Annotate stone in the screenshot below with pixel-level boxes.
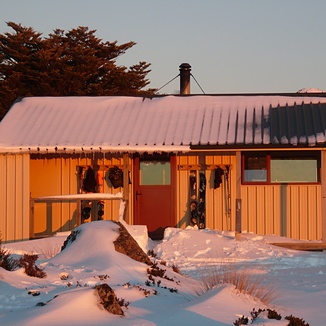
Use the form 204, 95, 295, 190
95, 283, 124, 315
113, 222, 152, 266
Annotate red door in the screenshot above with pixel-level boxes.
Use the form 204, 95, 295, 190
134, 154, 176, 240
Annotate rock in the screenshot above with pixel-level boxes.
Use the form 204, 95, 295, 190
95, 283, 124, 315
114, 222, 152, 266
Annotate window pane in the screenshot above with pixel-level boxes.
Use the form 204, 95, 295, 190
244, 156, 267, 182
140, 161, 170, 185
271, 158, 317, 183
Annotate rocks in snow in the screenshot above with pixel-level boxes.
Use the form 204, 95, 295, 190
95, 283, 123, 315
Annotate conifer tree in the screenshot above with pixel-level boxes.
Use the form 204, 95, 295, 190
0, 22, 155, 120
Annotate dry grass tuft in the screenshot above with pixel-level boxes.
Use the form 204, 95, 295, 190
33, 242, 61, 259
196, 262, 277, 305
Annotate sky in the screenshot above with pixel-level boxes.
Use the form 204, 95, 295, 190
1, 0, 326, 94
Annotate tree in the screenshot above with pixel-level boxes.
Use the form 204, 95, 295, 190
0, 22, 155, 120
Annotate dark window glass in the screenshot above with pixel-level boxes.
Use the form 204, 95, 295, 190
244, 156, 267, 182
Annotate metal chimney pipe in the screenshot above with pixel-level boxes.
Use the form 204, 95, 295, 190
179, 63, 191, 94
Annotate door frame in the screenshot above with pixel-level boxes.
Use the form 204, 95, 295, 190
133, 153, 177, 233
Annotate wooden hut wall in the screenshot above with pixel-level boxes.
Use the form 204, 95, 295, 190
0, 154, 30, 242
30, 153, 133, 237
176, 153, 236, 231
176, 152, 321, 241
241, 184, 321, 240
28, 152, 322, 241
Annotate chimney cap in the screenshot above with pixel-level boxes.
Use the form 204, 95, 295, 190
179, 63, 191, 71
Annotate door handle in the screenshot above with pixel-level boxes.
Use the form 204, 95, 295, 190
136, 191, 142, 200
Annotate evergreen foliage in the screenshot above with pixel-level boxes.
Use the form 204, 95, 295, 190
0, 22, 155, 120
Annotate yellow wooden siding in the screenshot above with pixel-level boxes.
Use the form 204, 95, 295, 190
0, 154, 30, 242
21, 152, 324, 241
30, 154, 133, 237
241, 184, 321, 240
176, 154, 236, 232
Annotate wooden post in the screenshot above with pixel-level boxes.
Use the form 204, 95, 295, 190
321, 150, 326, 243
123, 153, 129, 222
235, 151, 242, 240
30, 197, 34, 239
76, 199, 81, 226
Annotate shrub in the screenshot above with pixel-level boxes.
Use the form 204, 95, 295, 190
250, 308, 265, 322
172, 264, 180, 274
19, 254, 46, 278
233, 308, 309, 326
285, 315, 310, 326
147, 263, 166, 278
233, 315, 249, 325
117, 297, 131, 309
0, 237, 19, 271
147, 249, 157, 258
267, 308, 282, 320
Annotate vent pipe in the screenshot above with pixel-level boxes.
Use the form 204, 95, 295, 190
179, 63, 191, 94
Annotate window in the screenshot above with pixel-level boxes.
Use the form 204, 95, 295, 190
140, 161, 170, 185
244, 155, 267, 182
242, 152, 320, 184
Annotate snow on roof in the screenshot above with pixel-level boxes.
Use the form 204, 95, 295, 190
0, 94, 326, 154
297, 88, 326, 93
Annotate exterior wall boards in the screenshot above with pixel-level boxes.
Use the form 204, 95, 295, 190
30, 154, 133, 238
176, 153, 236, 232
241, 185, 321, 240
0, 154, 30, 242
176, 152, 322, 241
0, 151, 322, 242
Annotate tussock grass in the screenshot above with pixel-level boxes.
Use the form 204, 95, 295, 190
33, 242, 61, 259
195, 262, 277, 305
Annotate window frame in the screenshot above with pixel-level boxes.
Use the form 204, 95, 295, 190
242, 151, 321, 185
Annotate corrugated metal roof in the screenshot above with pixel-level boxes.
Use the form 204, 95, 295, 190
0, 94, 326, 153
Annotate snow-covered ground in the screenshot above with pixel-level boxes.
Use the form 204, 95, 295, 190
1, 221, 325, 325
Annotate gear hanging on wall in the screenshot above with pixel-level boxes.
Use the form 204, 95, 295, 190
214, 167, 224, 189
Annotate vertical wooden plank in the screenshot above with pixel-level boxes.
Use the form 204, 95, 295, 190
0, 155, 7, 241
15, 155, 23, 240
289, 186, 299, 239
177, 169, 189, 228
256, 187, 265, 234
122, 153, 129, 222
22, 154, 30, 240
321, 150, 326, 242
235, 151, 241, 236
249, 187, 258, 233
230, 155, 237, 231
280, 185, 288, 237
273, 186, 281, 236
123, 153, 129, 201
316, 186, 322, 240
264, 186, 274, 234
240, 187, 247, 232
6, 155, 15, 241
69, 158, 78, 229
205, 168, 214, 229
127, 155, 134, 225
60, 157, 70, 231
307, 186, 317, 240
